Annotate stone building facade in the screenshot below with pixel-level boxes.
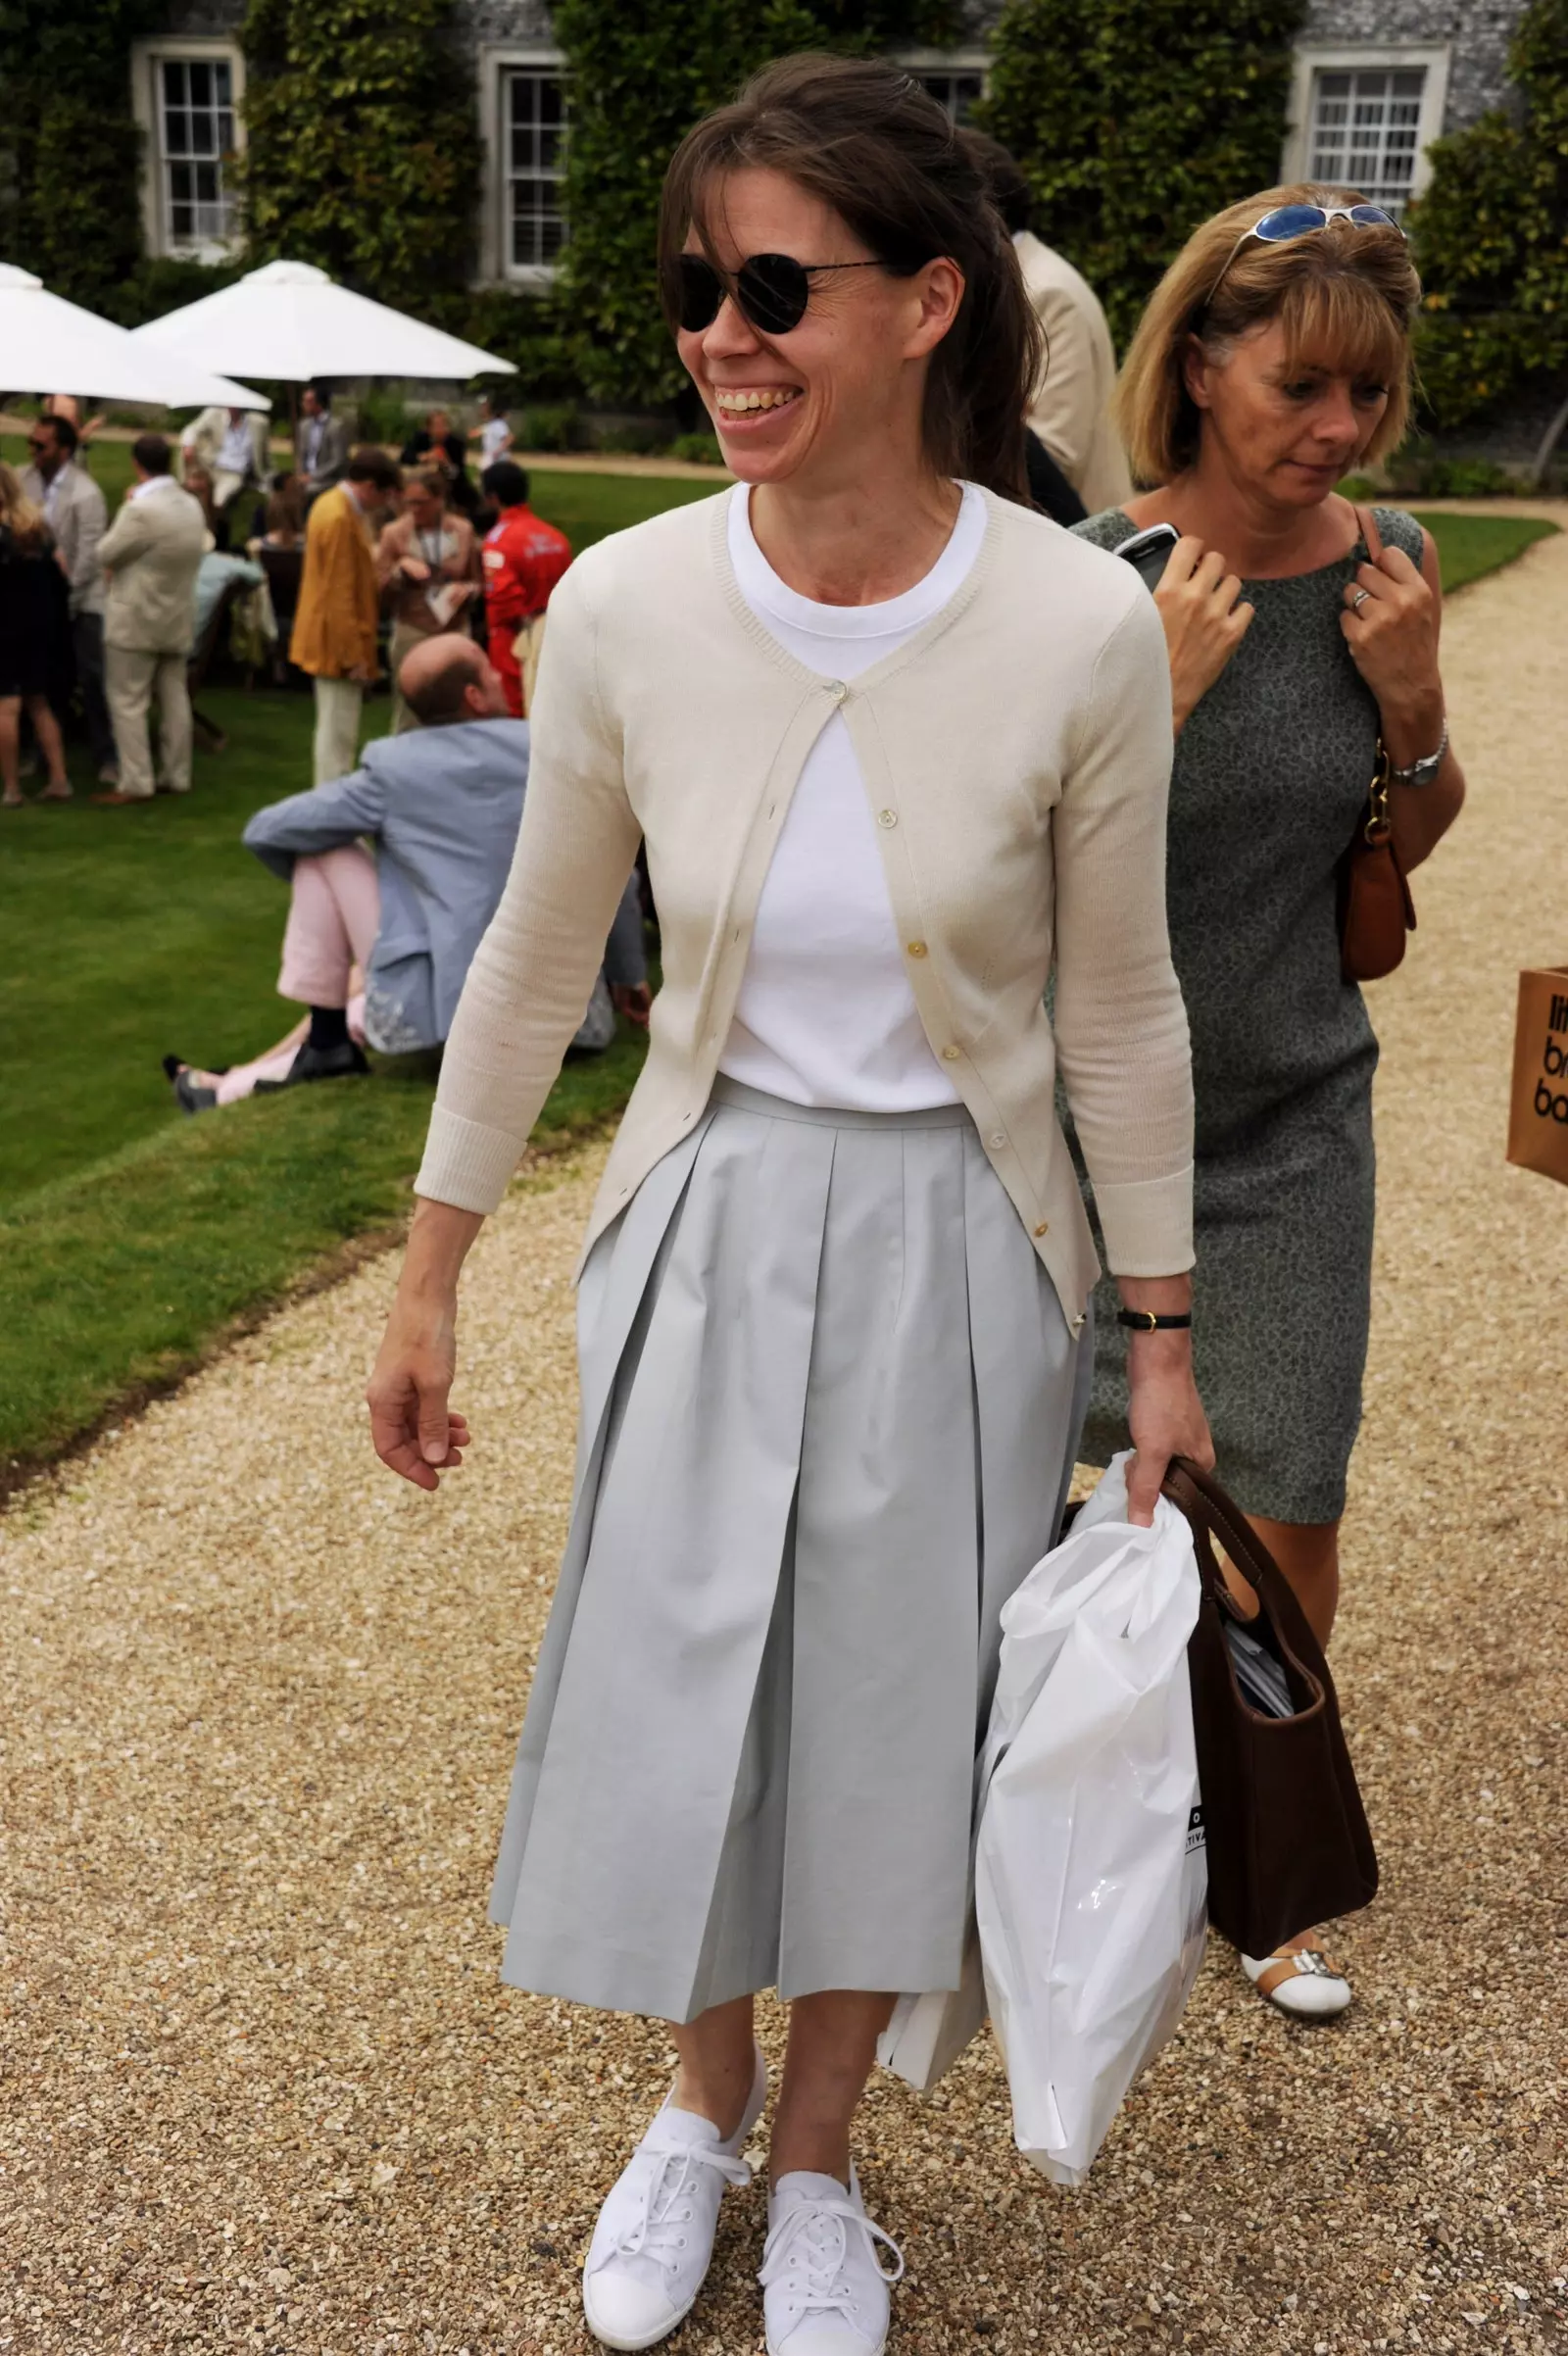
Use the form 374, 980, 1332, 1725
145, 0, 1529, 286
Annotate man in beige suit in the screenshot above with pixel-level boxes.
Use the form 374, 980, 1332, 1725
93, 435, 208, 807
969, 134, 1134, 515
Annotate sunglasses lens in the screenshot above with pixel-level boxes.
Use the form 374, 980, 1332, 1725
1348, 205, 1401, 231
676, 255, 723, 333
738, 253, 811, 336
1254, 205, 1329, 242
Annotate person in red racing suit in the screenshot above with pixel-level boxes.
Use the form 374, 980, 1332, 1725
479, 460, 571, 716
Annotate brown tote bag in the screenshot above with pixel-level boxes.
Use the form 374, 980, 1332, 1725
1338, 506, 1417, 985
1160, 1457, 1380, 1956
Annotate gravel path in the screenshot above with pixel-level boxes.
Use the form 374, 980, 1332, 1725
3, 522, 1564, 2355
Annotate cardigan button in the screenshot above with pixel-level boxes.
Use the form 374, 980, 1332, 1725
1033, 1220, 1050, 1238
877, 809, 898, 828
906, 940, 928, 958
826, 678, 848, 700
990, 1132, 1005, 1149
940, 1045, 960, 1062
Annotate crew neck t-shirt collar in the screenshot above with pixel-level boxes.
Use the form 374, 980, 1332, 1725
726, 480, 987, 660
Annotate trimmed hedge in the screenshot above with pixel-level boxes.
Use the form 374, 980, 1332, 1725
1411, 0, 1568, 428
551, 0, 956, 411
976, 0, 1306, 351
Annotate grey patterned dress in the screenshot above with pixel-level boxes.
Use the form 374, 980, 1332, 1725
1068, 504, 1424, 1523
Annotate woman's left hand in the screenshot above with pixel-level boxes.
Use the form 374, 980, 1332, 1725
1339, 542, 1440, 717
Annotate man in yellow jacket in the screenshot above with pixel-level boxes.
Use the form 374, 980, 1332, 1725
290, 446, 401, 783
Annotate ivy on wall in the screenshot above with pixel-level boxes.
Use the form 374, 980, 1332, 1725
0, 0, 159, 321
975, 0, 1306, 352
1411, 0, 1568, 428
551, 0, 956, 411
237, 0, 481, 311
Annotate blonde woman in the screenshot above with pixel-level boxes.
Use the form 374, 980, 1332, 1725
0, 463, 73, 804
1071, 187, 1465, 2018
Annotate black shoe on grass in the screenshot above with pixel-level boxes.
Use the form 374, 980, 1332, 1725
254, 1039, 370, 1093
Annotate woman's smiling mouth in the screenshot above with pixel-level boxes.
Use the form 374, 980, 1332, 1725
713, 385, 804, 418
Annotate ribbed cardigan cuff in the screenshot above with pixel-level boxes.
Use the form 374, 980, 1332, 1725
415, 1106, 528, 1215
1092, 1163, 1196, 1279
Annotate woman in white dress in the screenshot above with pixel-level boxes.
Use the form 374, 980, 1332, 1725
368, 55, 1209, 2356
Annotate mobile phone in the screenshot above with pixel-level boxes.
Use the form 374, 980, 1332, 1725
1117, 521, 1180, 593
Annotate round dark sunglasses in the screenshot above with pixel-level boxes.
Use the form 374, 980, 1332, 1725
676, 251, 884, 338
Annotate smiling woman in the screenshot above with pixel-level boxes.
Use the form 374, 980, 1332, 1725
366, 54, 1207, 2356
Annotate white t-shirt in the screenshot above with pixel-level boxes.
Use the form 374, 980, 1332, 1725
480, 416, 511, 464
718, 480, 987, 1110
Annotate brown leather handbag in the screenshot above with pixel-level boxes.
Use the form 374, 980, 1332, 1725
1338, 506, 1416, 984
1160, 1456, 1380, 1956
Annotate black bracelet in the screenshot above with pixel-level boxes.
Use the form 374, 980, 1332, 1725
1116, 1309, 1193, 1332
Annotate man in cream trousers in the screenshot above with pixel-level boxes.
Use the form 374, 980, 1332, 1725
968, 133, 1134, 514
290, 448, 401, 784
92, 434, 207, 807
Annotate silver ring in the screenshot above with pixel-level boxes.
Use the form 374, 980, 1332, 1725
1351, 588, 1371, 612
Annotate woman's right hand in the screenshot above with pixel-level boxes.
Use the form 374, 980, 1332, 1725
368, 1290, 469, 1490
1154, 537, 1254, 732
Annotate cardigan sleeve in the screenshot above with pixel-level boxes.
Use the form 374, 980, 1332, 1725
415, 561, 644, 1212
1053, 587, 1195, 1277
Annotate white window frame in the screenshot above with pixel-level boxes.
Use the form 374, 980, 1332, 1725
890, 46, 991, 123
130, 36, 246, 262
1281, 43, 1451, 212
478, 44, 568, 290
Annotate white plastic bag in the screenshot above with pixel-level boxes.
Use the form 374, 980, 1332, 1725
975, 1453, 1206, 2185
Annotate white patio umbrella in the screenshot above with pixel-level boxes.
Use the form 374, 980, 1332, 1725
0, 264, 269, 410
129, 257, 515, 383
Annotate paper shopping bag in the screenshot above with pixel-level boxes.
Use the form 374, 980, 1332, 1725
1506, 966, 1568, 1188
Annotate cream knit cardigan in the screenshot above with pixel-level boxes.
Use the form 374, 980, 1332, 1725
416, 487, 1194, 1325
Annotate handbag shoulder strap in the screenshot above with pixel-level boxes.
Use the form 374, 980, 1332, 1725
1353, 501, 1385, 566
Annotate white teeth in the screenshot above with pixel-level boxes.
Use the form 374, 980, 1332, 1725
717, 388, 799, 413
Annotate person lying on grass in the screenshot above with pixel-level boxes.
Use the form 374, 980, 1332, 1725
164, 633, 651, 1113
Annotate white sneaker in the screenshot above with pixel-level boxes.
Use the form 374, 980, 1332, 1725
760, 2167, 905, 2356
582, 2045, 766, 2352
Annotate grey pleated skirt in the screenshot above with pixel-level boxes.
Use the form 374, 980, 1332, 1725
489, 1078, 1091, 2024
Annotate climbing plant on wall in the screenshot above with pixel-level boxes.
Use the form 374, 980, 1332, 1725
237, 0, 481, 310
0, 0, 159, 320
551, 0, 956, 410
976, 0, 1306, 352
1411, 0, 1568, 433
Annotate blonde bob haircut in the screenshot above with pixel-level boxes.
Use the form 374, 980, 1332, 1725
1116, 183, 1422, 486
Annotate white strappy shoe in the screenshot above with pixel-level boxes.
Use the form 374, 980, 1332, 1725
760, 2165, 906, 2356
1242, 1940, 1353, 2019
582, 2044, 767, 2351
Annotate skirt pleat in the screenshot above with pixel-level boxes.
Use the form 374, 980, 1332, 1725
490, 1079, 1088, 2023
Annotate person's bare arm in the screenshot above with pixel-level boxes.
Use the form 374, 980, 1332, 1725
1342, 528, 1465, 873
366, 1199, 483, 1490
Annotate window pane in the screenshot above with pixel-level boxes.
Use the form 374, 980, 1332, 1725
505, 68, 568, 271
160, 52, 236, 252
1308, 64, 1428, 215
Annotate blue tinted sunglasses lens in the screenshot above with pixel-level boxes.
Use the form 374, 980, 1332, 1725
1255, 205, 1331, 240
1348, 205, 1400, 229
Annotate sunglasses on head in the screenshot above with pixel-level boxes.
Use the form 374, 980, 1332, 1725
676, 251, 885, 338
1206, 202, 1405, 304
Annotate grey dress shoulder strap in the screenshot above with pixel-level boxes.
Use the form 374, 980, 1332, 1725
1070, 508, 1138, 554
1366, 505, 1426, 566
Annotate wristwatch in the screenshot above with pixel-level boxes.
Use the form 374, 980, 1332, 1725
1389, 718, 1448, 788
